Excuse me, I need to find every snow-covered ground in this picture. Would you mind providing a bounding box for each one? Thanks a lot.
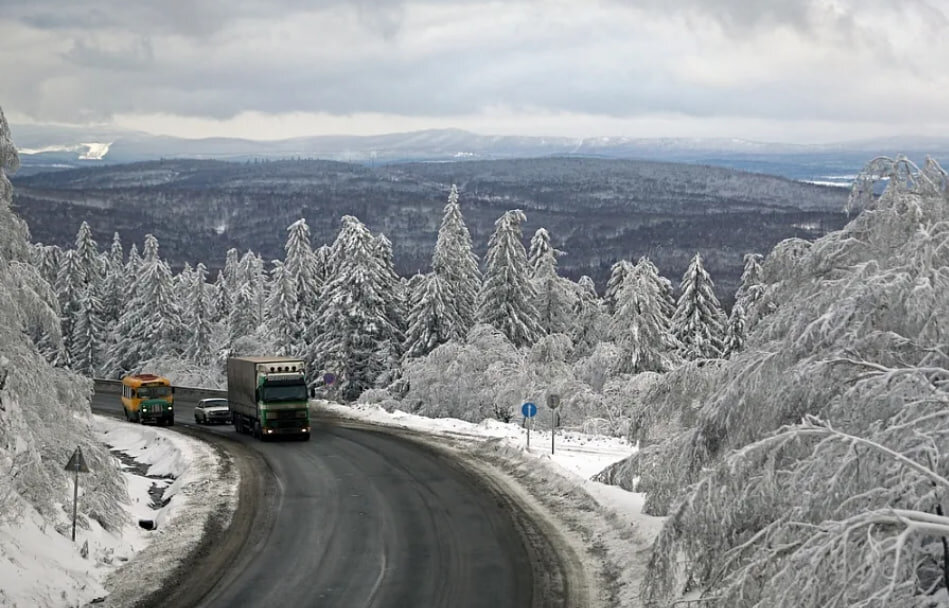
[2,405,656,607]
[0,416,237,608]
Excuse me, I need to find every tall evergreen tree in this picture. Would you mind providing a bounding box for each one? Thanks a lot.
[528,228,576,336]
[310,216,402,400]
[610,264,680,373]
[264,260,300,357]
[283,219,322,345]
[570,275,606,358]
[477,209,542,348]
[432,185,481,339]
[106,235,182,376]
[373,233,406,373]
[672,252,726,359]
[723,302,747,358]
[184,263,214,364]
[604,259,635,315]
[403,273,458,360]
[735,252,769,330]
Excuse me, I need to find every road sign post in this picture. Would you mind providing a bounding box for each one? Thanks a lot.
[521,402,537,449]
[64,446,90,542]
[546,393,561,455]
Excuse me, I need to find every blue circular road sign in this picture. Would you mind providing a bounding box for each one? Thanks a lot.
[521,402,537,418]
[323,372,337,385]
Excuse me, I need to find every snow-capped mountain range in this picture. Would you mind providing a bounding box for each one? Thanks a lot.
[12,124,949,183]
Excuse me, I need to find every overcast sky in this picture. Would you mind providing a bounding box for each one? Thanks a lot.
[2,0,948,143]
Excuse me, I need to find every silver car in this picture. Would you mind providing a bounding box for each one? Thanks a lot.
[194,398,232,425]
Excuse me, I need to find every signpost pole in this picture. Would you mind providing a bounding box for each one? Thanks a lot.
[546,393,561,456]
[521,402,537,450]
[64,446,89,542]
[71,460,79,541]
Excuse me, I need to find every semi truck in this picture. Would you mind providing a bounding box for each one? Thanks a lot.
[227,356,311,441]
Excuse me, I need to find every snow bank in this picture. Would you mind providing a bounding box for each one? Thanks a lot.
[0,416,237,608]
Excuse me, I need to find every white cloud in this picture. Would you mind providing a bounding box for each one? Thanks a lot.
[2,0,948,141]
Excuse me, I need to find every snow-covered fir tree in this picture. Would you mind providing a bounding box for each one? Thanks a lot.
[432,184,481,340]
[310,216,402,400]
[228,251,264,345]
[735,252,770,330]
[528,228,576,336]
[604,259,635,315]
[477,209,542,348]
[105,235,183,376]
[0,105,127,538]
[184,263,215,364]
[403,273,459,360]
[616,156,949,608]
[283,218,322,349]
[373,233,406,378]
[722,302,746,357]
[569,275,607,359]
[610,259,680,373]
[671,252,726,359]
[264,260,300,357]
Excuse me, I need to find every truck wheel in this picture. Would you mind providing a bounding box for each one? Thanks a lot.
[168,418,174,427]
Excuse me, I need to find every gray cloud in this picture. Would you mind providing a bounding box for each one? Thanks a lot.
[2,0,948,136]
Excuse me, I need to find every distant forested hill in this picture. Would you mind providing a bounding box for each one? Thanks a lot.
[11,157,849,302]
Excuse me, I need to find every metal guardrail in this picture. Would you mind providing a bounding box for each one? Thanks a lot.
[93,379,226,400]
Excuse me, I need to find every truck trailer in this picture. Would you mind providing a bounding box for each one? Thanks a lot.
[227,356,311,441]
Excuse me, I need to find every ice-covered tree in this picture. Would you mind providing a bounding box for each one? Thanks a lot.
[671,253,725,359]
[283,218,322,344]
[105,234,183,376]
[100,232,126,330]
[616,156,949,607]
[477,209,541,348]
[569,275,607,359]
[528,228,576,336]
[310,216,402,400]
[610,260,680,374]
[735,252,769,330]
[722,302,746,357]
[184,263,214,364]
[403,273,458,360]
[604,259,635,315]
[264,260,300,357]
[0,105,127,538]
[228,251,264,344]
[527,227,555,276]
[432,184,481,339]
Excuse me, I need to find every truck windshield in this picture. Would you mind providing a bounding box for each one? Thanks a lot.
[137,386,171,398]
[261,383,308,402]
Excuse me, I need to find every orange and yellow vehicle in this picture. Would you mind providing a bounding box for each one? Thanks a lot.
[120,373,175,426]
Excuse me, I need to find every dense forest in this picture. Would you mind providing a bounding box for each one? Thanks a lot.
[11,157,849,303]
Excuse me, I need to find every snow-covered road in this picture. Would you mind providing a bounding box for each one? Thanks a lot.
[1,405,656,607]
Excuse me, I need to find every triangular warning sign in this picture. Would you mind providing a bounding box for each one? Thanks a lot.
[64,447,90,473]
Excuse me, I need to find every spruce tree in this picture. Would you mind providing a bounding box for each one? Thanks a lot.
[264,260,299,357]
[283,219,322,347]
[610,263,680,373]
[604,260,635,315]
[432,184,481,339]
[106,235,182,375]
[403,273,459,359]
[672,252,726,359]
[528,228,575,336]
[310,216,401,400]
[477,209,542,348]
[182,263,214,364]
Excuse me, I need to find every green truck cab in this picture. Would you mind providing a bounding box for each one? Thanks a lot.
[227,356,310,441]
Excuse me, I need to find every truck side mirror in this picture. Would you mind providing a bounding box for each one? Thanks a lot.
[171,387,176,395]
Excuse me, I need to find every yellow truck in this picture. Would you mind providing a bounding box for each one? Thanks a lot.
[121,373,175,426]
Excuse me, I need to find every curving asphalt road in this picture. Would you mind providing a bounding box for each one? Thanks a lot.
[92,387,573,608]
